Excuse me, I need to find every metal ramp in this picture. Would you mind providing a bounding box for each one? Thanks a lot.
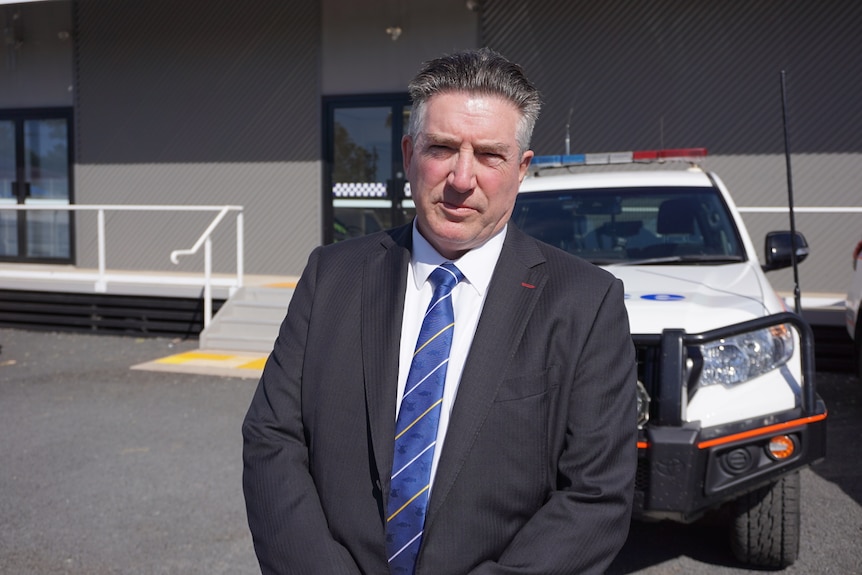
[199,285,294,352]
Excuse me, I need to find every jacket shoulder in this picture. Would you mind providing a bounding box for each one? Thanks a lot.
[311,224,411,265]
[509,224,619,289]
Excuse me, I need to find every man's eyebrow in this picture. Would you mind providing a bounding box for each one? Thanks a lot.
[474,142,512,155]
[422,133,457,147]
[422,134,512,155]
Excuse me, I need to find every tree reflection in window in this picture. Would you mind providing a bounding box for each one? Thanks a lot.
[333,122,379,186]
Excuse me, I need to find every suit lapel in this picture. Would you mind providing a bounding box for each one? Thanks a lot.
[362,225,412,493]
[426,226,548,521]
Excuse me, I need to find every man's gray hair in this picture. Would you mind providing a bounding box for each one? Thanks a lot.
[407,48,542,153]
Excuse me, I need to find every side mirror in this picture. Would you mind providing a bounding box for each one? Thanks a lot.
[763,231,809,272]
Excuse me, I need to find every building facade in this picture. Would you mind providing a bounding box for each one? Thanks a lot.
[1,0,859,297]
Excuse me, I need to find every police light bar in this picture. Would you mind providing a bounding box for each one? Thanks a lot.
[531,147,707,169]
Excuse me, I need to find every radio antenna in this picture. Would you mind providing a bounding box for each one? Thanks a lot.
[780,70,802,315]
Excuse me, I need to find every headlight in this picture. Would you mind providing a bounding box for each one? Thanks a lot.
[697,324,794,387]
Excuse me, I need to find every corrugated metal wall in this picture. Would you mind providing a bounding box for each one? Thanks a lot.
[482,0,862,296]
[321,0,478,95]
[72,0,321,275]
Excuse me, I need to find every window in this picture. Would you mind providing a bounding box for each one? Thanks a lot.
[323,94,414,244]
[513,187,745,265]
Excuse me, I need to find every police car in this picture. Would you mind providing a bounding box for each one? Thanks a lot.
[513,148,827,568]
[846,240,862,379]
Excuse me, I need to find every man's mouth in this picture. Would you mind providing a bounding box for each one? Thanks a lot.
[438,202,477,219]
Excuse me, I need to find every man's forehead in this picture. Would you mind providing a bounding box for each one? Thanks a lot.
[424,90,518,114]
[418,94,519,145]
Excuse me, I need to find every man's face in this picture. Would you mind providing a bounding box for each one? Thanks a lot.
[403,92,533,260]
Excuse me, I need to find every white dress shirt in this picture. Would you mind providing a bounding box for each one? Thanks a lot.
[396,222,506,490]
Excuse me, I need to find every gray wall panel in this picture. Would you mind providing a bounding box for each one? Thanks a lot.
[72,0,321,275]
[74,0,319,164]
[0,1,73,108]
[483,0,862,156]
[708,153,862,297]
[321,0,478,95]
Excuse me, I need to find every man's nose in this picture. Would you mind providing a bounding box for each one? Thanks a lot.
[448,151,476,192]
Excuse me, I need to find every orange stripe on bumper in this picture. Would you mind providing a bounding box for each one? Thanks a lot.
[636,411,827,451]
[697,412,828,450]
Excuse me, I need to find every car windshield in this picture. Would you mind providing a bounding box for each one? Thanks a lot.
[512,186,746,265]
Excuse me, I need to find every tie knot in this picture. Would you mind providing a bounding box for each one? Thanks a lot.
[429,262,463,292]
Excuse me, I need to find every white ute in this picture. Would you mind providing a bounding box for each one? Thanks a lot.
[514,148,827,568]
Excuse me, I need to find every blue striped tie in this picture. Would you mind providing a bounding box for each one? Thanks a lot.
[386,262,463,574]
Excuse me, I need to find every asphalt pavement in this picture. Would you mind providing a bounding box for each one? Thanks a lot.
[0,329,259,574]
[1,328,860,574]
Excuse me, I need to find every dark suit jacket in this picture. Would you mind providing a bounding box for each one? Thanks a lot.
[242,223,638,574]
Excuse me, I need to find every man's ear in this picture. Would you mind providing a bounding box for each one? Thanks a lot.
[402,135,414,173]
[518,150,534,182]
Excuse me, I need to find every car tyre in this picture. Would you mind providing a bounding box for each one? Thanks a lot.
[729,471,800,568]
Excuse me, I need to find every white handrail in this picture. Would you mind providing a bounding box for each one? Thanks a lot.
[170,207,232,264]
[0,204,244,328]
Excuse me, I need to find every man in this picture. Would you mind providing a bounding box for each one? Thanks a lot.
[243,48,637,574]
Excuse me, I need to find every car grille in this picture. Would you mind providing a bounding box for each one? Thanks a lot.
[634,338,660,509]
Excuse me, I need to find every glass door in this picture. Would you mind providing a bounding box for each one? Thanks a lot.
[0,109,73,262]
[323,95,414,244]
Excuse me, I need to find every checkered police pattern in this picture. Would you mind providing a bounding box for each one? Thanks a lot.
[331,182,414,198]
[332,182,388,198]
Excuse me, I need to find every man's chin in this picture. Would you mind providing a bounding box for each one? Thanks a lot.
[436,233,494,259]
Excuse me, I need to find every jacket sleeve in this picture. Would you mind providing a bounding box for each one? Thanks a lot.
[469,278,638,575]
[241,247,362,575]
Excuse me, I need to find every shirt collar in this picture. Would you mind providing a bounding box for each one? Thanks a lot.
[410,220,506,297]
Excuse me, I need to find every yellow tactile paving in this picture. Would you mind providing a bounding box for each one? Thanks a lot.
[155,351,236,364]
[132,349,269,379]
[238,357,269,370]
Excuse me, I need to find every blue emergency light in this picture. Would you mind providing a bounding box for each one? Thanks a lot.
[532,147,707,169]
